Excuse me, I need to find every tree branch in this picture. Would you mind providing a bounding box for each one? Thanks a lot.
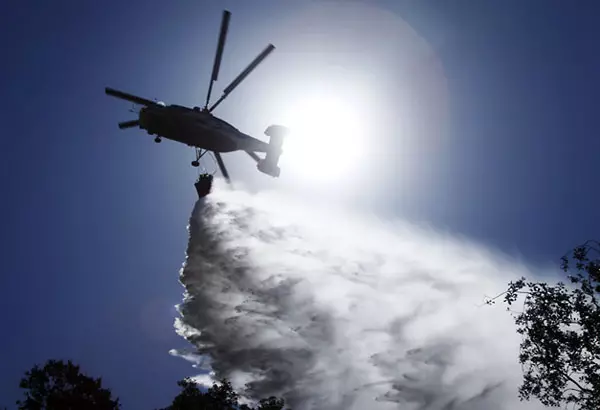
[531,340,593,395]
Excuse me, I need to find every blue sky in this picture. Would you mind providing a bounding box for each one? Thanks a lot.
[1,0,598,408]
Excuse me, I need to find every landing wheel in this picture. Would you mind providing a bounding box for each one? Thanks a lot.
[191,160,200,167]
[154,137,161,143]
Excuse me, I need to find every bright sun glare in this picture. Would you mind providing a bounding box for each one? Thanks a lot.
[279,94,365,183]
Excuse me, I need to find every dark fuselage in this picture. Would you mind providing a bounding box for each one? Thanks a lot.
[139,104,269,153]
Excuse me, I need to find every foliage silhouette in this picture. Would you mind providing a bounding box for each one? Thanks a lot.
[159,377,287,410]
[15,359,287,410]
[16,359,120,410]
[157,379,210,410]
[487,240,600,409]
[252,396,286,410]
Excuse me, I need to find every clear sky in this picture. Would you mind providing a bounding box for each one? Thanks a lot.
[1,0,599,408]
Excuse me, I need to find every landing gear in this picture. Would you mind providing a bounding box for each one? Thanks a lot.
[191,148,209,167]
[154,137,161,143]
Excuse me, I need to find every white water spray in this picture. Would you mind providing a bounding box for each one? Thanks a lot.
[171,188,548,410]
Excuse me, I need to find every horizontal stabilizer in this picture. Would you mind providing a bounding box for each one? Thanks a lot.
[118,119,139,129]
[245,150,261,163]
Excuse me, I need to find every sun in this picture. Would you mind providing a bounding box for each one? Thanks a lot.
[278,94,365,183]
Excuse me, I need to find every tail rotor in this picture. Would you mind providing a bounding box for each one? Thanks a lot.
[256,125,289,177]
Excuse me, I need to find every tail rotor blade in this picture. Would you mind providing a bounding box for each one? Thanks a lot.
[105,87,156,107]
[213,152,231,183]
[205,10,231,108]
[209,44,275,112]
[118,120,140,129]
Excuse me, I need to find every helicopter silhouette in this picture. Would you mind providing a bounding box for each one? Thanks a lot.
[105,9,288,186]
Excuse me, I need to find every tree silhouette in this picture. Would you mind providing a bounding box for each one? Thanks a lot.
[14,359,287,410]
[160,377,287,410]
[157,378,211,410]
[205,379,239,409]
[253,397,286,410]
[488,240,600,409]
[16,359,120,410]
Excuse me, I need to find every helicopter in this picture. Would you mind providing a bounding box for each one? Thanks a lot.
[105,9,289,196]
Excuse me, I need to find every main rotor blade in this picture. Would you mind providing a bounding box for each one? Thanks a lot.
[118,120,140,129]
[245,150,260,163]
[205,10,231,108]
[105,87,156,106]
[213,152,231,182]
[209,44,275,112]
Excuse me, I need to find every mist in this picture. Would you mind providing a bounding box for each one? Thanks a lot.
[170,186,549,410]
